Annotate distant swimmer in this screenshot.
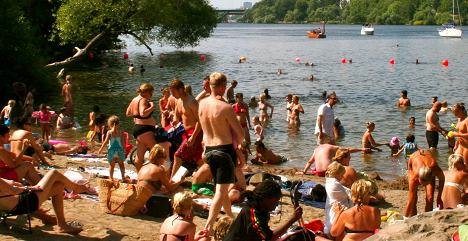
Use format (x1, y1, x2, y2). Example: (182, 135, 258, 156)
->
(239, 56, 246, 63)
(128, 63, 135, 73)
(397, 90, 411, 107)
(140, 65, 145, 74)
(416, 59, 420, 64)
(308, 74, 315, 81)
(349, 59, 353, 64)
(277, 69, 282, 75)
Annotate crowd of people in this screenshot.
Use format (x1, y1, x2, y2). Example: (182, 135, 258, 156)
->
(0, 67, 466, 240)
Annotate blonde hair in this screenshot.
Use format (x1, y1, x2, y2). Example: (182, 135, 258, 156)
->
(448, 154, 464, 170)
(326, 161, 345, 178)
(107, 115, 119, 128)
(149, 144, 167, 164)
(213, 216, 232, 241)
(332, 148, 350, 163)
(137, 83, 154, 94)
(8, 100, 15, 106)
(418, 166, 433, 184)
(172, 192, 192, 215)
(209, 72, 227, 87)
(351, 179, 371, 205)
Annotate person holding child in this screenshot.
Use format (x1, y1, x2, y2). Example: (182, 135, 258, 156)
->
(32, 104, 56, 141)
(98, 115, 126, 182)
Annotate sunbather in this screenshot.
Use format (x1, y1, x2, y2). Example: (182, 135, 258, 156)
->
(0, 169, 89, 234)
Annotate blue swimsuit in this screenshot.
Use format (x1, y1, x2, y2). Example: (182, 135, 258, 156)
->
(107, 137, 125, 163)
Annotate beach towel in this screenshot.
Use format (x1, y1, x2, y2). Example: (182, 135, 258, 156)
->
(67, 154, 107, 163)
(82, 166, 138, 180)
(193, 198, 243, 214)
(296, 181, 326, 209)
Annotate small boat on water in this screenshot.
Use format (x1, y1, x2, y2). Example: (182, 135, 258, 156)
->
(307, 22, 326, 39)
(438, 0, 462, 38)
(361, 24, 374, 35)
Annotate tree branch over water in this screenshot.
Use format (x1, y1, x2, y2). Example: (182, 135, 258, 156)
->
(125, 31, 154, 56)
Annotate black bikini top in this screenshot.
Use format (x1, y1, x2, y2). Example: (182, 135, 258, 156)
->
(133, 98, 153, 119)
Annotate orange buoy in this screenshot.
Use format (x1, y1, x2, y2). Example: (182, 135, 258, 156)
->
(389, 58, 395, 65)
(441, 59, 449, 67)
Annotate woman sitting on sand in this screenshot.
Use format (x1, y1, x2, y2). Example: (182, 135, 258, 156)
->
(159, 191, 205, 241)
(137, 144, 182, 194)
(0, 169, 89, 234)
(250, 141, 288, 165)
(223, 179, 303, 241)
(324, 161, 352, 235)
(330, 179, 381, 241)
(362, 122, 388, 153)
(442, 154, 467, 209)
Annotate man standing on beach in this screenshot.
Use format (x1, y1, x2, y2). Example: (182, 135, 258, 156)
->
(315, 92, 338, 145)
(169, 78, 203, 177)
(199, 72, 245, 233)
(405, 150, 444, 217)
(425, 101, 447, 150)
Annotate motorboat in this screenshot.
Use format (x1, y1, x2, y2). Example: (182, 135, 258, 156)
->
(307, 22, 326, 39)
(361, 24, 374, 35)
(438, 0, 463, 38)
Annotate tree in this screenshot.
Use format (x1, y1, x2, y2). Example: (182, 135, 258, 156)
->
(47, 0, 217, 68)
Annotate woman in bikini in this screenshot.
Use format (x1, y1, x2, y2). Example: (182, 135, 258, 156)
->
(451, 103, 468, 166)
(257, 93, 273, 125)
(137, 144, 182, 194)
(126, 83, 158, 171)
(330, 179, 380, 241)
(159, 191, 205, 241)
(0, 169, 89, 234)
(232, 93, 251, 144)
(288, 95, 304, 128)
(442, 154, 467, 209)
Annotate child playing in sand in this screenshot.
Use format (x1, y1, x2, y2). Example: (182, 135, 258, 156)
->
(251, 141, 288, 165)
(361, 122, 388, 153)
(1, 100, 15, 127)
(32, 104, 56, 141)
(98, 115, 127, 182)
(393, 134, 419, 158)
(252, 116, 264, 142)
(389, 137, 401, 155)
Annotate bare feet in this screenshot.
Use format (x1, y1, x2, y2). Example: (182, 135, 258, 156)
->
(33, 208, 57, 225)
(56, 221, 83, 235)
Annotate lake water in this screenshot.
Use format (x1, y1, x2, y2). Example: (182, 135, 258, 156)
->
(49, 24, 468, 179)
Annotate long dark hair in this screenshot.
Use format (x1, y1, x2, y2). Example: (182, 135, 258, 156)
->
(243, 179, 281, 209)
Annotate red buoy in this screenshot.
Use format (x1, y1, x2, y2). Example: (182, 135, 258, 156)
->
(389, 58, 395, 65)
(88, 52, 94, 60)
(123, 52, 129, 60)
(441, 59, 449, 67)
(341, 58, 347, 64)
(200, 55, 206, 61)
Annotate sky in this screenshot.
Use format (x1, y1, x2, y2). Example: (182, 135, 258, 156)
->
(209, 0, 260, 9)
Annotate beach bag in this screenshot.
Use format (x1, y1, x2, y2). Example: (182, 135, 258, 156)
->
(97, 179, 152, 216)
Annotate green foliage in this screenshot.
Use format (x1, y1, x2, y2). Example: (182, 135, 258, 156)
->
(242, 0, 467, 25)
(54, 0, 217, 49)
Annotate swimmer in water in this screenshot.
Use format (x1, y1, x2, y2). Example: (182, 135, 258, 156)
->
(362, 122, 388, 153)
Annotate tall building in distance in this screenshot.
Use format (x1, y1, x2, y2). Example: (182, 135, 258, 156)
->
(242, 2, 252, 10)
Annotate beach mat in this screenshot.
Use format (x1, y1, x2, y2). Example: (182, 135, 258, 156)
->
(296, 181, 325, 209)
(67, 154, 107, 163)
(81, 166, 138, 180)
(193, 198, 242, 215)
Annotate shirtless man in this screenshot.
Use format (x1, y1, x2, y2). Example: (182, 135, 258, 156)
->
(61, 75, 73, 117)
(199, 72, 245, 233)
(425, 102, 447, 150)
(396, 90, 411, 107)
(404, 150, 445, 217)
(10, 120, 49, 166)
(195, 76, 211, 102)
(296, 144, 367, 177)
(225, 80, 237, 104)
(169, 79, 204, 177)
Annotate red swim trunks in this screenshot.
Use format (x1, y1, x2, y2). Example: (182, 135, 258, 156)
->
(0, 167, 19, 181)
(175, 128, 203, 164)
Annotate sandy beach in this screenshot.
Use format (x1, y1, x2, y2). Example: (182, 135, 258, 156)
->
(0, 154, 465, 241)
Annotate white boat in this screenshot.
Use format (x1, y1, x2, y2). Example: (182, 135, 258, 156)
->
(438, 0, 463, 38)
(361, 24, 374, 35)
